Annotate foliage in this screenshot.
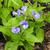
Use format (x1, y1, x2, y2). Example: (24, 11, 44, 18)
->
(0, 0, 50, 50)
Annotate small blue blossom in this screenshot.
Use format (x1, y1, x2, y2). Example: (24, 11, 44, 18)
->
(16, 9, 21, 16)
(32, 10, 40, 19)
(32, 10, 36, 16)
(12, 11, 17, 16)
(11, 27, 20, 34)
(20, 20, 28, 29)
(34, 13, 40, 19)
(21, 6, 27, 11)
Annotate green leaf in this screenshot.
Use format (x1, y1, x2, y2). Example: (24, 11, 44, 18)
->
(0, 0, 3, 2)
(38, 0, 50, 3)
(0, 26, 13, 37)
(45, 12, 50, 23)
(1, 8, 11, 18)
(36, 28, 44, 42)
(5, 41, 24, 50)
(35, 14, 45, 22)
(6, 17, 19, 27)
(5, 42, 18, 50)
(6, 16, 25, 27)
(46, 16, 50, 23)
(23, 27, 44, 45)
(23, 32, 37, 45)
(24, 27, 33, 34)
(0, 26, 7, 35)
(34, 0, 50, 3)
(0, 3, 2, 8)
(0, 25, 21, 42)
(1, 8, 11, 25)
(7, 0, 23, 9)
(25, 44, 33, 50)
(37, 7, 46, 12)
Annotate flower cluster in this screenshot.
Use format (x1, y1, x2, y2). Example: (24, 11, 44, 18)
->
(11, 20, 28, 34)
(12, 6, 27, 16)
(11, 6, 41, 34)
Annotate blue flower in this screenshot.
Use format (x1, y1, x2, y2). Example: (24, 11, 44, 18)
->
(11, 27, 20, 33)
(16, 9, 21, 16)
(32, 10, 36, 16)
(34, 13, 40, 19)
(20, 20, 28, 29)
(12, 11, 17, 16)
(21, 6, 27, 11)
(32, 10, 40, 19)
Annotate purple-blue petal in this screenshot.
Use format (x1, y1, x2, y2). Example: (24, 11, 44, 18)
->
(23, 24, 28, 29)
(12, 11, 17, 16)
(32, 10, 40, 19)
(34, 13, 40, 19)
(20, 20, 28, 29)
(20, 20, 27, 25)
(16, 9, 21, 16)
(21, 6, 27, 11)
(11, 27, 20, 33)
(32, 10, 36, 15)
